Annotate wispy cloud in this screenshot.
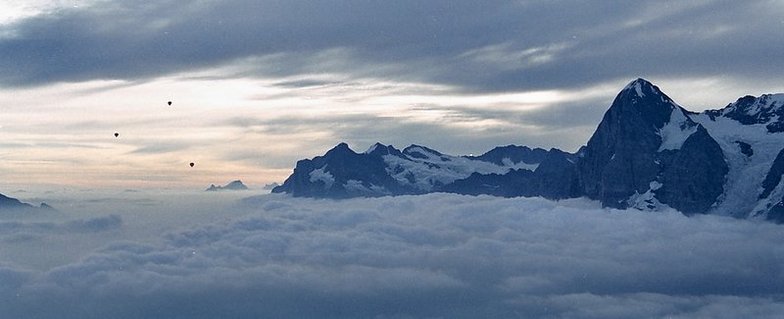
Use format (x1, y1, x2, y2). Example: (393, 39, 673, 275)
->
(1, 0, 783, 189)
(0, 1, 782, 91)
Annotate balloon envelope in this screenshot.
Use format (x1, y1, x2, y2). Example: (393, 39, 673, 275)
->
(189, 162, 194, 167)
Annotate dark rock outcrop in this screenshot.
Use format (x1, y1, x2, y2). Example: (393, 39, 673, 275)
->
(440, 169, 536, 197)
(656, 125, 728, 214)
(531, 148, 581, 199)
(736, 141, 753, 157)
(759, 149, 784, 224)
(760, 148, 784, 200)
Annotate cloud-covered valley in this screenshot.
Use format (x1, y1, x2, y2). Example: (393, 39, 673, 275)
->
(1, 193, 782, 318)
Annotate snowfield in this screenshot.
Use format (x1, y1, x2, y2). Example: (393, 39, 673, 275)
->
(692, 113, 784, 218)
(383, 146, 540, 192)
(0, 191, 783, 318)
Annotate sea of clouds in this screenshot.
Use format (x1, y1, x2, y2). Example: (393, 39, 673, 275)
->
(1, 192, 783, 318)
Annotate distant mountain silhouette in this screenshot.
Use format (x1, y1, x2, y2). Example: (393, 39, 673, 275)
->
(206, 180, 249, 191)
(0, 192, 55, 213)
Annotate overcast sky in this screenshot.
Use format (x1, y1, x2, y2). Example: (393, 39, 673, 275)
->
(1, 0, 783, 190)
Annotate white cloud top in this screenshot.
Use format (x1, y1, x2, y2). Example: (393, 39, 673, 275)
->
(1, 193, 782, 318)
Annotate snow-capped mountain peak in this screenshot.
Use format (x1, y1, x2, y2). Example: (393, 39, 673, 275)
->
(623, 78, 649, 97)
(708, 93, 784, 133)
(621, 78, 677, 105)
(274, 79, 784, 223)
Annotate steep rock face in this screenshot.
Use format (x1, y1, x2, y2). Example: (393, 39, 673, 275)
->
(760, 148, 784, 200)
(757, 148, 784, 223)
(576, 78, 729, 211)
(656, 125, 728, 214)
(530, 148, 581, 199)
(577, 79, 696, 208)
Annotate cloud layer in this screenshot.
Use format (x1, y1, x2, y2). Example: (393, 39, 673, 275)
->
(2, 1, 783, 91)
(1, 194, 783, 318)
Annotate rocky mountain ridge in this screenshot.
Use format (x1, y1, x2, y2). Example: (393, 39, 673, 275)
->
(273, 79, 784, 222)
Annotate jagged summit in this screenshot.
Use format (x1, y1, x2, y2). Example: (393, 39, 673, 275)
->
(326, 142, 354, 155)
(706, 93, 784, 132)
(622, 78, 651, 95)
(722, 94, 784, 119)
(621, 78, 675, 102)
(365, 142, 404, 157)
(613, 78, 683, 128)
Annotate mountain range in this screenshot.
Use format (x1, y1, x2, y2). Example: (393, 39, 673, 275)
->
(273, 79, 784, 223)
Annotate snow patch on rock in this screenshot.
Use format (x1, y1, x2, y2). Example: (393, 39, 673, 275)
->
(383, 149, 540, 192)
(658, 108, 697, 151)
(309, 167, 335, 188)
(628, 181, 668, 211)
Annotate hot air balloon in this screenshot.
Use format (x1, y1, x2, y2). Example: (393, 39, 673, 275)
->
(167, 101, 172, 106)
(114, 132, 119, 137)
(189, 162, 195, 167)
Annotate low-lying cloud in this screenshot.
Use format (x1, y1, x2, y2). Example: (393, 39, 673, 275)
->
(1, 193, 782, 318)
(0, 215, 122, 236)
